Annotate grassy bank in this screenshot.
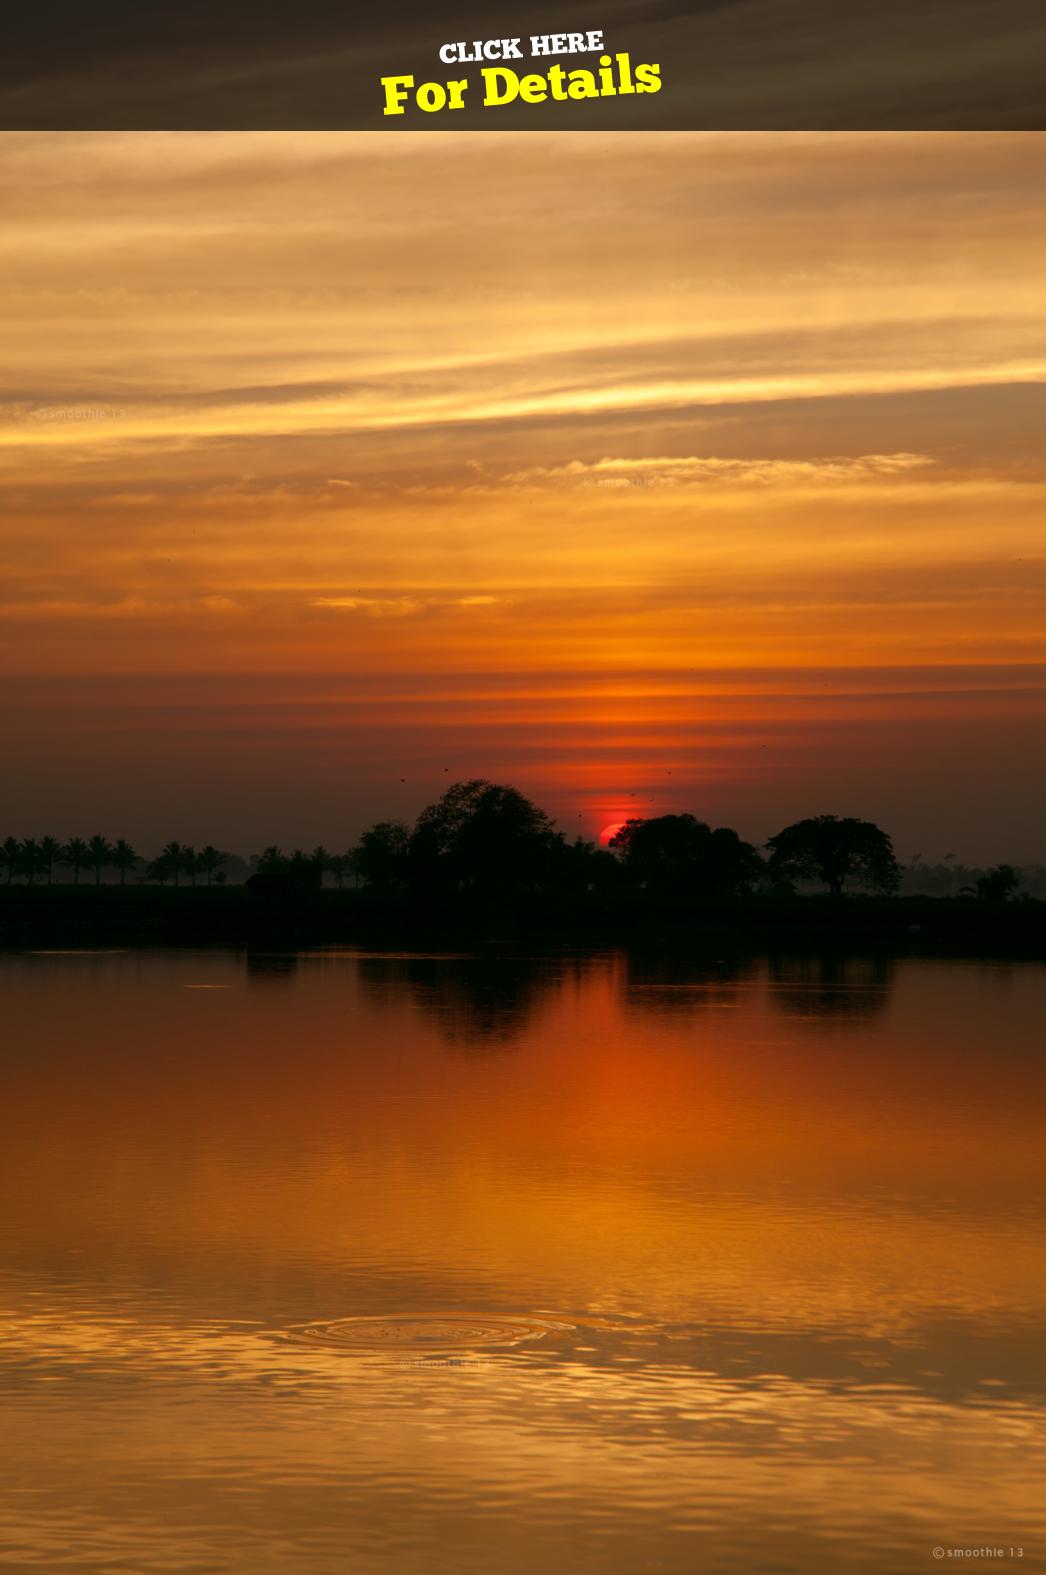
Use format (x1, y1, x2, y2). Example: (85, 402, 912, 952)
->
(1, 884, 1044, 958)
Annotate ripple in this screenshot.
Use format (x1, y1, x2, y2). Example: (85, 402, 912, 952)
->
(282, 1314, 574, 1352)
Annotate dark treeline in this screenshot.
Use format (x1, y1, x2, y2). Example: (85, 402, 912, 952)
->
(0, 835, 233, 888)
(1, 778, 1033, 906)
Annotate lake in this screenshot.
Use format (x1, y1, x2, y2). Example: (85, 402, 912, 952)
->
(0, 948, 1043, 1573)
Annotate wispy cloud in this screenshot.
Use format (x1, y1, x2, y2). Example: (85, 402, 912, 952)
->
(504, 453, 936, 489)
(311, 595, 507, 617)
(0, 132, 1043, 856)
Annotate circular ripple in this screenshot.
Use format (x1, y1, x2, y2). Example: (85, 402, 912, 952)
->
(285, 1314, 573, 1352)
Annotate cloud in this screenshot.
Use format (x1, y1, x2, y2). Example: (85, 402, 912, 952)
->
(0, 132, 1043, 857)
(503, 453, 936, 489)
(311, 595, 506, 617)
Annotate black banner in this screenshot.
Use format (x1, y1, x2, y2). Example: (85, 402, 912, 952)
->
(2, 0, 1044, 129)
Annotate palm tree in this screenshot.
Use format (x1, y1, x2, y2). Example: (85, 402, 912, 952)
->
(311, 846, 331, 885)
(1, 836, 20, 884)
(19, 838, 47, 886)
(39, 835, 62, 885)
(257, 845, 285, 872)
(159, 841, 188, 888)
(111, 839, 139, 886)
(87, 834, 113, 885)
(60, 837, 90, 885)
(196, 846, 227, 886)
(145, 852, 174, 885)
(181, 846, 199, 886)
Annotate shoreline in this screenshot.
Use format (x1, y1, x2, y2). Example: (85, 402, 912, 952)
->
(2, 887, 1044, 959)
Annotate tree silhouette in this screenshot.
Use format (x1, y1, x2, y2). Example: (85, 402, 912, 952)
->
(964, 864, 1021, 902)
(39, 835, 62, 885)
(1, 836, 22, 884)
(352, 821, 411, 889)
(196, 846, 227, 886)
(111, 839, 139, 886)
(286, 848, 321, 890)
(327, 852, 352, 889)
(3, 789, 1029, 925)
(543, 833, 624, 899)
(610, 814, 763, 899)
(18, 839, 48, 886)
(409, 780, 553, 893)
(766, 815, 900, 897)
(60, 837, 91, 885)
(246, 844, 320, 897)
(158, 841, 189, 888)
(87, 834, 113, 885)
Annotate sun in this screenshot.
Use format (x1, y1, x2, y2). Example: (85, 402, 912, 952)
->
(599, 822, 626, 848)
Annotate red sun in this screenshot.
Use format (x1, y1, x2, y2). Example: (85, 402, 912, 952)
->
(599, 822, 626, 848)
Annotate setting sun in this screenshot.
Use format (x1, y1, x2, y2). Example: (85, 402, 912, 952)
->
(1, 131, 1044, 863)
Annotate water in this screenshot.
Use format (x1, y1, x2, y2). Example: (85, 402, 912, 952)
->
(0, 948, 1043, 1574)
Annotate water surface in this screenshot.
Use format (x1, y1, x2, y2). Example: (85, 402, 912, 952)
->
(1, 949, 1044, 1573)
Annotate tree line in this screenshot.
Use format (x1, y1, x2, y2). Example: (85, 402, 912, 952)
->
(0, 780, 1026, 901)
(0, 835, 230, 887)
(247, 782, 925, 901)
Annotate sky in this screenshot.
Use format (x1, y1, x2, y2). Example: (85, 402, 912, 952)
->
(1, 130, 1044, 860)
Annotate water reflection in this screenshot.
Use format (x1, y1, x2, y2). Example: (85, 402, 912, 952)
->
(0, 948, 1043, 1575)
(767, 953, 895, 1022)
(356, 954, 568, 1048)
(622, 953, 758, 1017)
(245, 949, 299, 984)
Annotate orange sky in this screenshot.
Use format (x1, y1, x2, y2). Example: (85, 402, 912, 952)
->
(1, 131, 1044, 857)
